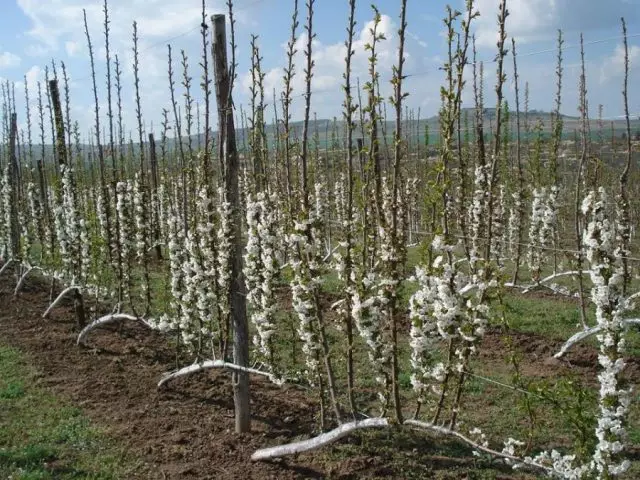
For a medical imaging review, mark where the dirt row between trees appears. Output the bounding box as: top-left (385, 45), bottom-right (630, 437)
top-left (0, 274), bottom-right (327, 479)
top-left (0, 272), bottom-right (638, 479)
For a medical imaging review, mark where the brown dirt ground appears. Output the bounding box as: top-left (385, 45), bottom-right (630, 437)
top-left (0, 269), bottom-right (637, 479)
top-left (479, 324), bottom-right (640, 384)
top-left (1, 271), bottom-right (328, 479)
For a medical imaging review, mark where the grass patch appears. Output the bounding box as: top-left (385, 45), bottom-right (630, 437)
top-left (0, 345), bottom-right (137, 479)
top-left (503, 293), bottom-right (640, 356)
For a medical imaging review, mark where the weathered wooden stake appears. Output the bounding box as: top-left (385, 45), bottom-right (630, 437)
top-left (8, 113), bottom-right (20, 258)
top-left (148, 133), bottom-right (162, 260)
top-left (211, 12), bottom-right (250, 434)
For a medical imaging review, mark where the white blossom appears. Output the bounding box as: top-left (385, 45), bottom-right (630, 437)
top-left (244, 191), bottom-right (281, 374)
top-left (582, 187), bottom-right (631, 478)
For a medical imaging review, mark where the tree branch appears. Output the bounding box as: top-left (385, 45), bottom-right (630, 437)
top-left (251, 418), bottom-right (389, 461)
top-left (158, 359), bottom-right (282, 389)
top-left (554, 319), bottom-right (640, 358)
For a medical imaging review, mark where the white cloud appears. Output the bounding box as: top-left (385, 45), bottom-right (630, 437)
top-left (15, 0), bottom-right (232, 134)
top-left (17, 0), bottom-right (102, 53)
top-left (10, 0), bottom-right (637, 132)
top-left (17, 0), bottom-right (237, 55)
top-left (471, 0), bottom-right (639, 49)
top-left (473, 0), bottom-right (558, 48)
top-left (24, 65), bottom-right (44, 94)
top-left (24, 44), bottom-right (50, 58)
top-left (407, 31), bottom-right (428, 49)
top-left (599, 43), bottom-right (640, 84)
top-left (243, 13), bottom-right (412, 119)
top-left (0, 51), bottom-right (21, 69)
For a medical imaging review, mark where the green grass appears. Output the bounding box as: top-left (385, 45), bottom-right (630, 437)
top-left (0, 345), bottom-right (137, 480)
top-left (503, 292), bottom-right (640, 356)
top-left (503, 293), bottom-right (592, 337)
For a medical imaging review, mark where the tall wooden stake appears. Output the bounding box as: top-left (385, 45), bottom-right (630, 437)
top-left (7, 113), bottom-right (20, 259)
top-left (211, 13), bottom-right (250, 434)
top-left (148, 133), bottom-right (162, 260)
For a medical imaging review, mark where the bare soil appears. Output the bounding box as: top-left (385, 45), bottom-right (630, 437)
top-left (0, 270), bottom-right (636, 479)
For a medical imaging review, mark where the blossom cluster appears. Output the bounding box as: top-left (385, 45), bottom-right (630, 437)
top-left (0, 168), bottom-right (8, 259)
top-left (244, 191), bottom-right (280, 373)
top-left (528, 186), bottom-right (559, 282)
top-left (582, 188), bottom-right (631, 478)
top-left (54, 164), bottom-right (90, 286)
top-left (468, 164), bottom-right (489, 270)
top-left (288, 214), bottom-right (322, 379)
top-left (216, 187), bottom-right (232, 325)
top-left (507, 191), bottom-right (523, 256)
top-left (407, 266), bottom-right (439, 400)
top-left (116, 180), bottom-right (133, 300)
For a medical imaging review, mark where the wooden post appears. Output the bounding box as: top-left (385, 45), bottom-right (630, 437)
top-left (7, 113), bottom-right (20, 258)
top-left (356, 138), bottom-right (364, 177)
top-left (211, 13), bottom-right (251, 434)
top-left (148, 133), bottom-right (162, 260)
top-left (36, 159), bottom-right (50, 234)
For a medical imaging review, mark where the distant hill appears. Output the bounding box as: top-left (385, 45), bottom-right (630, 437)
top-left (25, 108), bottom-right (640, 165)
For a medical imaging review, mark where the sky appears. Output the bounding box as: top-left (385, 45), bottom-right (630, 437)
top-left (0, 0), bottom-right (639, 142)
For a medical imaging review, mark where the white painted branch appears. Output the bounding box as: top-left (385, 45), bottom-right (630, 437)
top-left (404, 420), bottom-right (557, 477)
top-left (147, 242), bottom-right (166, 252)
top-left (330, 298), bottom-right (346, 310)
top-left (77, 313), bottom-right (142, 346)
top-left (322, 243), bottom-right (341, 263)
top-left (541, 283), bottom-right (579, 298)
top-left (158, 359), bottom-right (280, 389)
top-left (507, 271), bottom-right (588, 296)
top-left (458, 284), bottom-right (477, 296)
top-left (521, 271), bottom-right (587, 294)
top-left (625, 290), bottom-right (640, 308)
top-left (539, 270), bottom-right (589, 285)
top-left (0, 258), bottom-right (14, 276)
top-left (554, 319), bottom-right (640, 358)
top-left (251, 418), bottom-right (389, 461)
top-left (43, 286), bottom-right (80, 318)
top-left (251, 416), bottom-right (565, 476)
top-left (14, 266), bottom-right (42, 296)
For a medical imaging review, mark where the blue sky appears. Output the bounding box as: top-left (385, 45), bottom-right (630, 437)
top-left (0, 0), bottom-right (639, 141)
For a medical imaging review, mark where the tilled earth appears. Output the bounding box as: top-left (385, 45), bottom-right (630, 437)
top-left (0, 270), bottom-right (637, 479)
